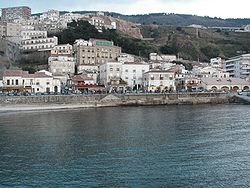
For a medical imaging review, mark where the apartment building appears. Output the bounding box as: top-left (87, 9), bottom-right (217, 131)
top-left (99, 61), bottom-right (122, 86)
top-left (48, 56), bottom-right (76, 75)
top-left (225, 54), bottom-right (250, 78)
top-left (142, 70), bottom-right (176, 92)
top-left (1, 6), bottom-right (31, 21)
top-left (51, 44), bottom-right (73, 56)
top-left (75, 39), bottom-right (121, 66)
top-left (21, 36), bottom-right (58, 51)
top-left (121, 62), bottom-right (149, 88)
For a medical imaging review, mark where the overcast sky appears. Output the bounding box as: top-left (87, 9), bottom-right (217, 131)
top-left (0, 0), bottom-right (250, 19)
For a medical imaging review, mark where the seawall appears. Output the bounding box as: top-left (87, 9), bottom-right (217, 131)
top-left (0, 93), bottom-right (231, 111)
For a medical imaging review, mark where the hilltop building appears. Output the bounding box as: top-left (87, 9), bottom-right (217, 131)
top-left (1, 6), bottom-right (31, 21)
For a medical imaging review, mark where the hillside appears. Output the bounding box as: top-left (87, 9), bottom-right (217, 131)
top-left (140, 25), bottom-right (250, 61)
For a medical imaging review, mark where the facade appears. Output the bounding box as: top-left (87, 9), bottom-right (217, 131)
top-left (225, 54), bottom-right (250, 78)
top-left (90, 17), bottom-right (105, 32)
top-left (21, 30), bottom-right (47, 40)
top-left (75, 39), bottom-right (121, 66)
top-left (142, 70), bottom-right (176, 92)
top-left (21, 36), bottom-right (58, 51)
top-left (40, 10), bottom-right (60, 21)
top-left (48, 56), bottom-right (76, 75)
top-left (117, 53), bottom-right (135, 63)
top-left (149, 53), bottom-right (177, 62)
top-left (1, 6), bottom-right (31, 21)
top-left (51, 44), bottom-right (73, 56)
top-left (121, 62), bottom-right (149, 88)
top-left (77, 65), bottom-right (98, 74)
top-left (210, 57), bottom-right (223, 68)
top-left (0, 23), bottom-right (22, 37)
top-left (200, 78), bottom-right (250, 91)
top-left (99, 61), bottom-right (122, 86)
top-left (2, 70), bottom-right (61, 93)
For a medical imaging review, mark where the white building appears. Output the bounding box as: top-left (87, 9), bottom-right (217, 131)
top-left (90, 17), bottom-right (105, 32)
top-left (51, 44), bottom-right (73, 56)
top-left (99, 61), bottom-right (122, 86)
top-left (49, 56), bottom-right (76, 75)
top-left (149, 53), bottom-right (177, 62)
top-left (77, 65), bottom-right (98, 74)
top-left (225, 54), bottom-right (250, 78)
top-left (121, 62), bottom-right (149, 88)
top-left (117, 53), bottom-right (135, 63)
top-left (142, 70), bottom-right (176, 92)
top-left (21, 30), bottom-right (47, 40)
top-left (40, 10), bottom-right (60, 21)
top-left (2, 70), bottom-right (61, 93)
top-left (21, 36), bottom-right (58, 51)
top-left (210, 57), bottom-right (223, 68)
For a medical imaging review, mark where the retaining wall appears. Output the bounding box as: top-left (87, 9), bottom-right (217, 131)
top-left (0, 93), bottom-right (230, 107)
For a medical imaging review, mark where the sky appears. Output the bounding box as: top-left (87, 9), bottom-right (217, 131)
top-left (0, 0), bottom-right (250, 19)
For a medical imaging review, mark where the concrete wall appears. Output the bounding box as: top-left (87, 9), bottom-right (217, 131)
top-left (0, 93), bottom-right (230, 107)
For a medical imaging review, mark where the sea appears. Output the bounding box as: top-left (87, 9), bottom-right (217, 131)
top-left (0, 105), bottom-right (250, 187)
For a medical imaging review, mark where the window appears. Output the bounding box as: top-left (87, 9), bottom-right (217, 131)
top-left (125, 69), bottom-right (128, 72)
top-left (46, 82), bottom-right (50, 85)
top-left (37, 88), bottom-right (39, 91)
top-left (15, 79), bottom-right (18, 85)
top-left (110, 68), bottom-right (113, 71)
top-left (12, 80), bottom-right (14, 85)
top-left (36, 82), bottom-right (39, 85)
top-left (116, 68), bottom-right (120, 71)
top-left (7, 80), bottom-right (10, 85)
top-left (133, 70), bottom-right (136, 73)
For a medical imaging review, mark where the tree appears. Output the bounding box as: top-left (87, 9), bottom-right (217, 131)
top-left (200, 45), bottom-right (220, 59)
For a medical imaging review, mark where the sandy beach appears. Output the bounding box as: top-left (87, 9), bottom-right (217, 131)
top-left (0, 104), bottom-right (97, 112)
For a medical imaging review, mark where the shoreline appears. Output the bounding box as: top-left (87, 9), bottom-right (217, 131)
top-left (0, 93), bottom-right (248, 112)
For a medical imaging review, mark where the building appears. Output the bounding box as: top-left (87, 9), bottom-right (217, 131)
top-left (142, 70), bottom-right (176, 92)
top-left (21, 30), bottom-right (47, 40)
top-left (149, 53), bottom-right (177, 62)
top-left (210, 57), bottom-right (224, 68)
top-left (75, 39), bottom-right (121, 66)
top-left (68, 74), bottom-right (103, 93)
top-left (121, 62), bottom-right (149, 89)
top-left (1, 6), bottom-right (31, 21)
top-left (40, 10), bottom-right (60, 21)
top-left (117, 53), bottom-right (135, 63)
top-left (48, 56), bottom-right (76, 75)
top-left (21, 36), bottom-right (58, 51)
top-left (0, 23), bottom-right (22, 37)
top-left (50, 44), bottom-right (73, 56)
top-left (99, 61), bottom-right (122, 86)
top-left (225, 54), bottom-right (250, 78)
top-left (90, 16), bottom-right (105, 32)
top-left (2, 70), bottom-right (61, 93)
top-left (200, 78), bottom-right (250, 91)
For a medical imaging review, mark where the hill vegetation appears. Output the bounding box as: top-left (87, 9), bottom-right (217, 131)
top-left (51, 20), bottom-right (157, 58)
top-left (49, 20), bottom-right (250, 62)
top-left (140, 25), bottom-right (250, 61)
